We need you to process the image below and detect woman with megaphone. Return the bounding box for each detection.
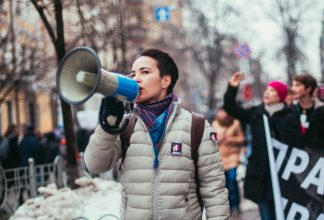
[84,49,230,220]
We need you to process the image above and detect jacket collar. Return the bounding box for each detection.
[314,98,324,109]
[264,102,285,116]
[133,97,182,119]
[132,98,182,135]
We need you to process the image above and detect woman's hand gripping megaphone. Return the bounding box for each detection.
[99,96,130,134]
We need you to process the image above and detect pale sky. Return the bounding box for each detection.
[227,0,324,82]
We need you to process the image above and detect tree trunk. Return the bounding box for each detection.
[119,3,127,71]
[15,85,20,128]
[208,74,216,110]
[54,1,79,188]
[31,0,80,188]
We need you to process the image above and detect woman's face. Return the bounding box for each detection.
[263,86,281,105]
[130,56,171,103]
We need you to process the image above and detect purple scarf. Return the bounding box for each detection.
[136,93,178,132]
[136,93,178,169]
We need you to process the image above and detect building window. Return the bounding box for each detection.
[6,100,13,125]
[51,91,59,128]
[28,101,35,127]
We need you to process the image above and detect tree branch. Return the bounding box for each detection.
[30,0,57,49]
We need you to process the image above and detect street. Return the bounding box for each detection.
[231,195,260,220]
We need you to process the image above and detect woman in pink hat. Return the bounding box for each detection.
[223,72,290,220]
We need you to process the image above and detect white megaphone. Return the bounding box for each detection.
[56,46,139,105]
[56,47,139,133]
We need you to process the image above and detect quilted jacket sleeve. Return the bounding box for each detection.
[84,125,122,173]
[198,120,230,220]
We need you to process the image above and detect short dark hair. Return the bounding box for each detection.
[293,74,317,96]
[138,48,179,94]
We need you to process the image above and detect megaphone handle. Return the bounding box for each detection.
[99,118,130,134]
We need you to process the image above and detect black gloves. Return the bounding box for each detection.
[99,96,125,133]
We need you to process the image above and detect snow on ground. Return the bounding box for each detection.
[9,166,257,220]
[10,177,121,220]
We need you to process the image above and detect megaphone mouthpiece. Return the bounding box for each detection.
[76,71,97,87]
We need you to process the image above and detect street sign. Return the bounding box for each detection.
[155,6,170,22]
[235,42,253,81]
[234,43,251,59]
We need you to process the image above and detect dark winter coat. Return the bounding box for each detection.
[288,99,324,144]
[223,84,291,203]
[20,134,41,166]
[2,133,20,169]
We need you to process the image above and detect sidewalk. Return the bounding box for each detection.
[231,197,260,220]
[231,209,260,220]
[230,165,261,220]
[201,180,260,220]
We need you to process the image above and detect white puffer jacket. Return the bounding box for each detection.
[84,101,229,220]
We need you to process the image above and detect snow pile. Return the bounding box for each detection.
[10,177,121,220]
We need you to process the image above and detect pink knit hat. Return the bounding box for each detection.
[267,81,288,102]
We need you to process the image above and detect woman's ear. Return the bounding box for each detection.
[162,75,171,89]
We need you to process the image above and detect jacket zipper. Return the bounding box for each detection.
[185,196,191,219]
[136,118,159,220]
[153,169,159,220]
[135,103,179,220]
[153,103,178,220]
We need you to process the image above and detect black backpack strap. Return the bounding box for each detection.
[191,112,205,210]
[119,113,137,169]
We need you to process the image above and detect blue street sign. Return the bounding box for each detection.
[155,7,170,22]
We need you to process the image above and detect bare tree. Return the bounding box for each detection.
[72,0,129,72]
[0,0,18,98]
[27,0,134,186]
[29,0,79,187]
[276,0,307,82]
[261,0,316,83]
[250,58,266,100]
[183,1,239,111]
[148,23,195,109]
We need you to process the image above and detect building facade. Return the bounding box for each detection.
[0,1,56,136]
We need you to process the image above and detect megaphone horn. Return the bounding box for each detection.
[56,47,139,105]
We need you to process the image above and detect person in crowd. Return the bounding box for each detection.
[223,72,290,220]
[37,131,60,182]
[318,83,324,101]
[76,128,90,153]
[289,74,324,143]
[212,107,245,215]
[0,124,20,187]
[19,125,42,166]
[284,89,294,107]
[42,131,60,164]
[84,48,229,220]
